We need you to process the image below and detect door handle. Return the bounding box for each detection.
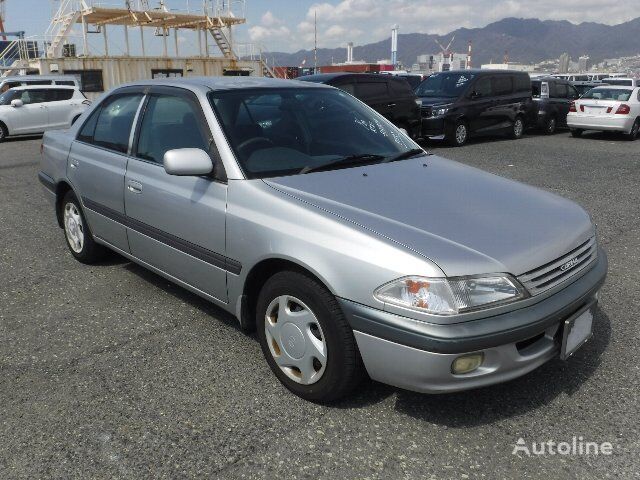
[127,181,143,194]
[387,103,396,107]
[69,159,79,169]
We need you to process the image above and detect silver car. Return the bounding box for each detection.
[39,77,607,402]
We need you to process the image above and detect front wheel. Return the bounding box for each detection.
[256,271,364,402]
[625,119,639,141]
[61,191,106,263]
[447,121,468,147]
[0,122,8,143]
[510,116,525,139]
[570,129,583,138]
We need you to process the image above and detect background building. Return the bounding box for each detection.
[558,53,570,73]
[578,55,591,72]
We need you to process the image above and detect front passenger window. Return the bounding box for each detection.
[135,94,210,164]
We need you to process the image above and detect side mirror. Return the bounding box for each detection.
[163,148,213,176]
[11,99,23,108]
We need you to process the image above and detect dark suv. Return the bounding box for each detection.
[531,77,580,134]
[298,73,422,139]
[415,69,534,146]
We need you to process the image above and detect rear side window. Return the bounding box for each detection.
[492,76,513,95]
[514,75,531,93]
[355,81,388,99]
[389,78,413,96]
[56,80,76,86]
[474,77,492,97]
[135,94,210,164]
[78,93,143,153]
[26,80,53,86]
[54,89,74,101]
[334,81,355,95]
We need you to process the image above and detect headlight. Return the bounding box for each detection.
[431,107,449,117]
[374,275,526,316]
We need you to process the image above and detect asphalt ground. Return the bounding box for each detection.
[1,130,639,479]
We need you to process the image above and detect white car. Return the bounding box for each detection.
[604,78,639,87]
[567,85,640,140]
[0,85,89,142]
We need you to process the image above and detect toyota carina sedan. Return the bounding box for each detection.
[39,77,607,402]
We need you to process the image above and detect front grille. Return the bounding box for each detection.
[518,237,597,295]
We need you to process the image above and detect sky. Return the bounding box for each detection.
[4,0,638,54]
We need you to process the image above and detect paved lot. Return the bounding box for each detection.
[1,131,639,479]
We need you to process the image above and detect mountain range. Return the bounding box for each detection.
[264,17,640,68]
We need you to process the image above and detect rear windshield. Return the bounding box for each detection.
[581,88,632,101]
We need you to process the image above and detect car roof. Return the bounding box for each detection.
[590,85,637,89]
[8,85,78,90]
[297,73,391,83]
[118,76,329,92]
[1,75,76,81]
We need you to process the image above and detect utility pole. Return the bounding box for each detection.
[313,10,317,73]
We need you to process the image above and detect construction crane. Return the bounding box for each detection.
[435,35,455,59]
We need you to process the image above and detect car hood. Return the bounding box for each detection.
[417,97,457,106]
[263,156,594,277]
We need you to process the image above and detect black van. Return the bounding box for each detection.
[530,77,580,134]
[298,73,422,139]
[415,69,534,146]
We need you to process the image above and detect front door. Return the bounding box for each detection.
[467,76,495,133]
[11,89,49,134]
[124,87,229,302]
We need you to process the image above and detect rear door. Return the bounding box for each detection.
[44,88,75,129]
[67,88,145,253]
[125,86,229,302]
[489,75,515,130]
[467,76,495,133]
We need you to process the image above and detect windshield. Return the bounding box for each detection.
[415,72,475,98]
[581,88,632,101]
[208,88,416,179]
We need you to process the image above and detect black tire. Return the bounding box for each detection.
[60,191,106,264]
[0,122,7,143]
[256,270,364,402]
[625,119,640,141]
[510,116,525,139]
[542,116,557,135]
[447,120,468,147]
[570,129,583,138]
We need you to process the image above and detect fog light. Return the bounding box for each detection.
[451,353,484,374]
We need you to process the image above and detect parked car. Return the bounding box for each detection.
[531,77,580,134]
[0,74,79,93]
[571,81,607,97]
[603,78,639,87]
[415,69,534,146]
[39,77,607,402]
[567,85,640,140]
[380,71,426,89]
[0,86,89,142]
[297,73,422,139]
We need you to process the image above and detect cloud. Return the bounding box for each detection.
[287,0,637,50]
[249,10,291,42]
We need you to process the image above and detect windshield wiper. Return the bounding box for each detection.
[300,154,385,174]
[379,148,429,164]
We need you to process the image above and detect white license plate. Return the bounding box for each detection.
[585,106,605,115]
[560,303,595,360]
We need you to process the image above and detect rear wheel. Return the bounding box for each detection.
[570,129,583,138]
[625,119,639,141]
[447,121,468,147]
[256,271,364,402]
[543,116,557,135]
[61,191,106,263]
[510,116,525,139]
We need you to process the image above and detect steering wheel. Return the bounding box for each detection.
[237,137,275,157]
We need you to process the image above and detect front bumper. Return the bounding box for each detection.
[567,115,635,133]
[420,117,446,138]
[340,248,607,394]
